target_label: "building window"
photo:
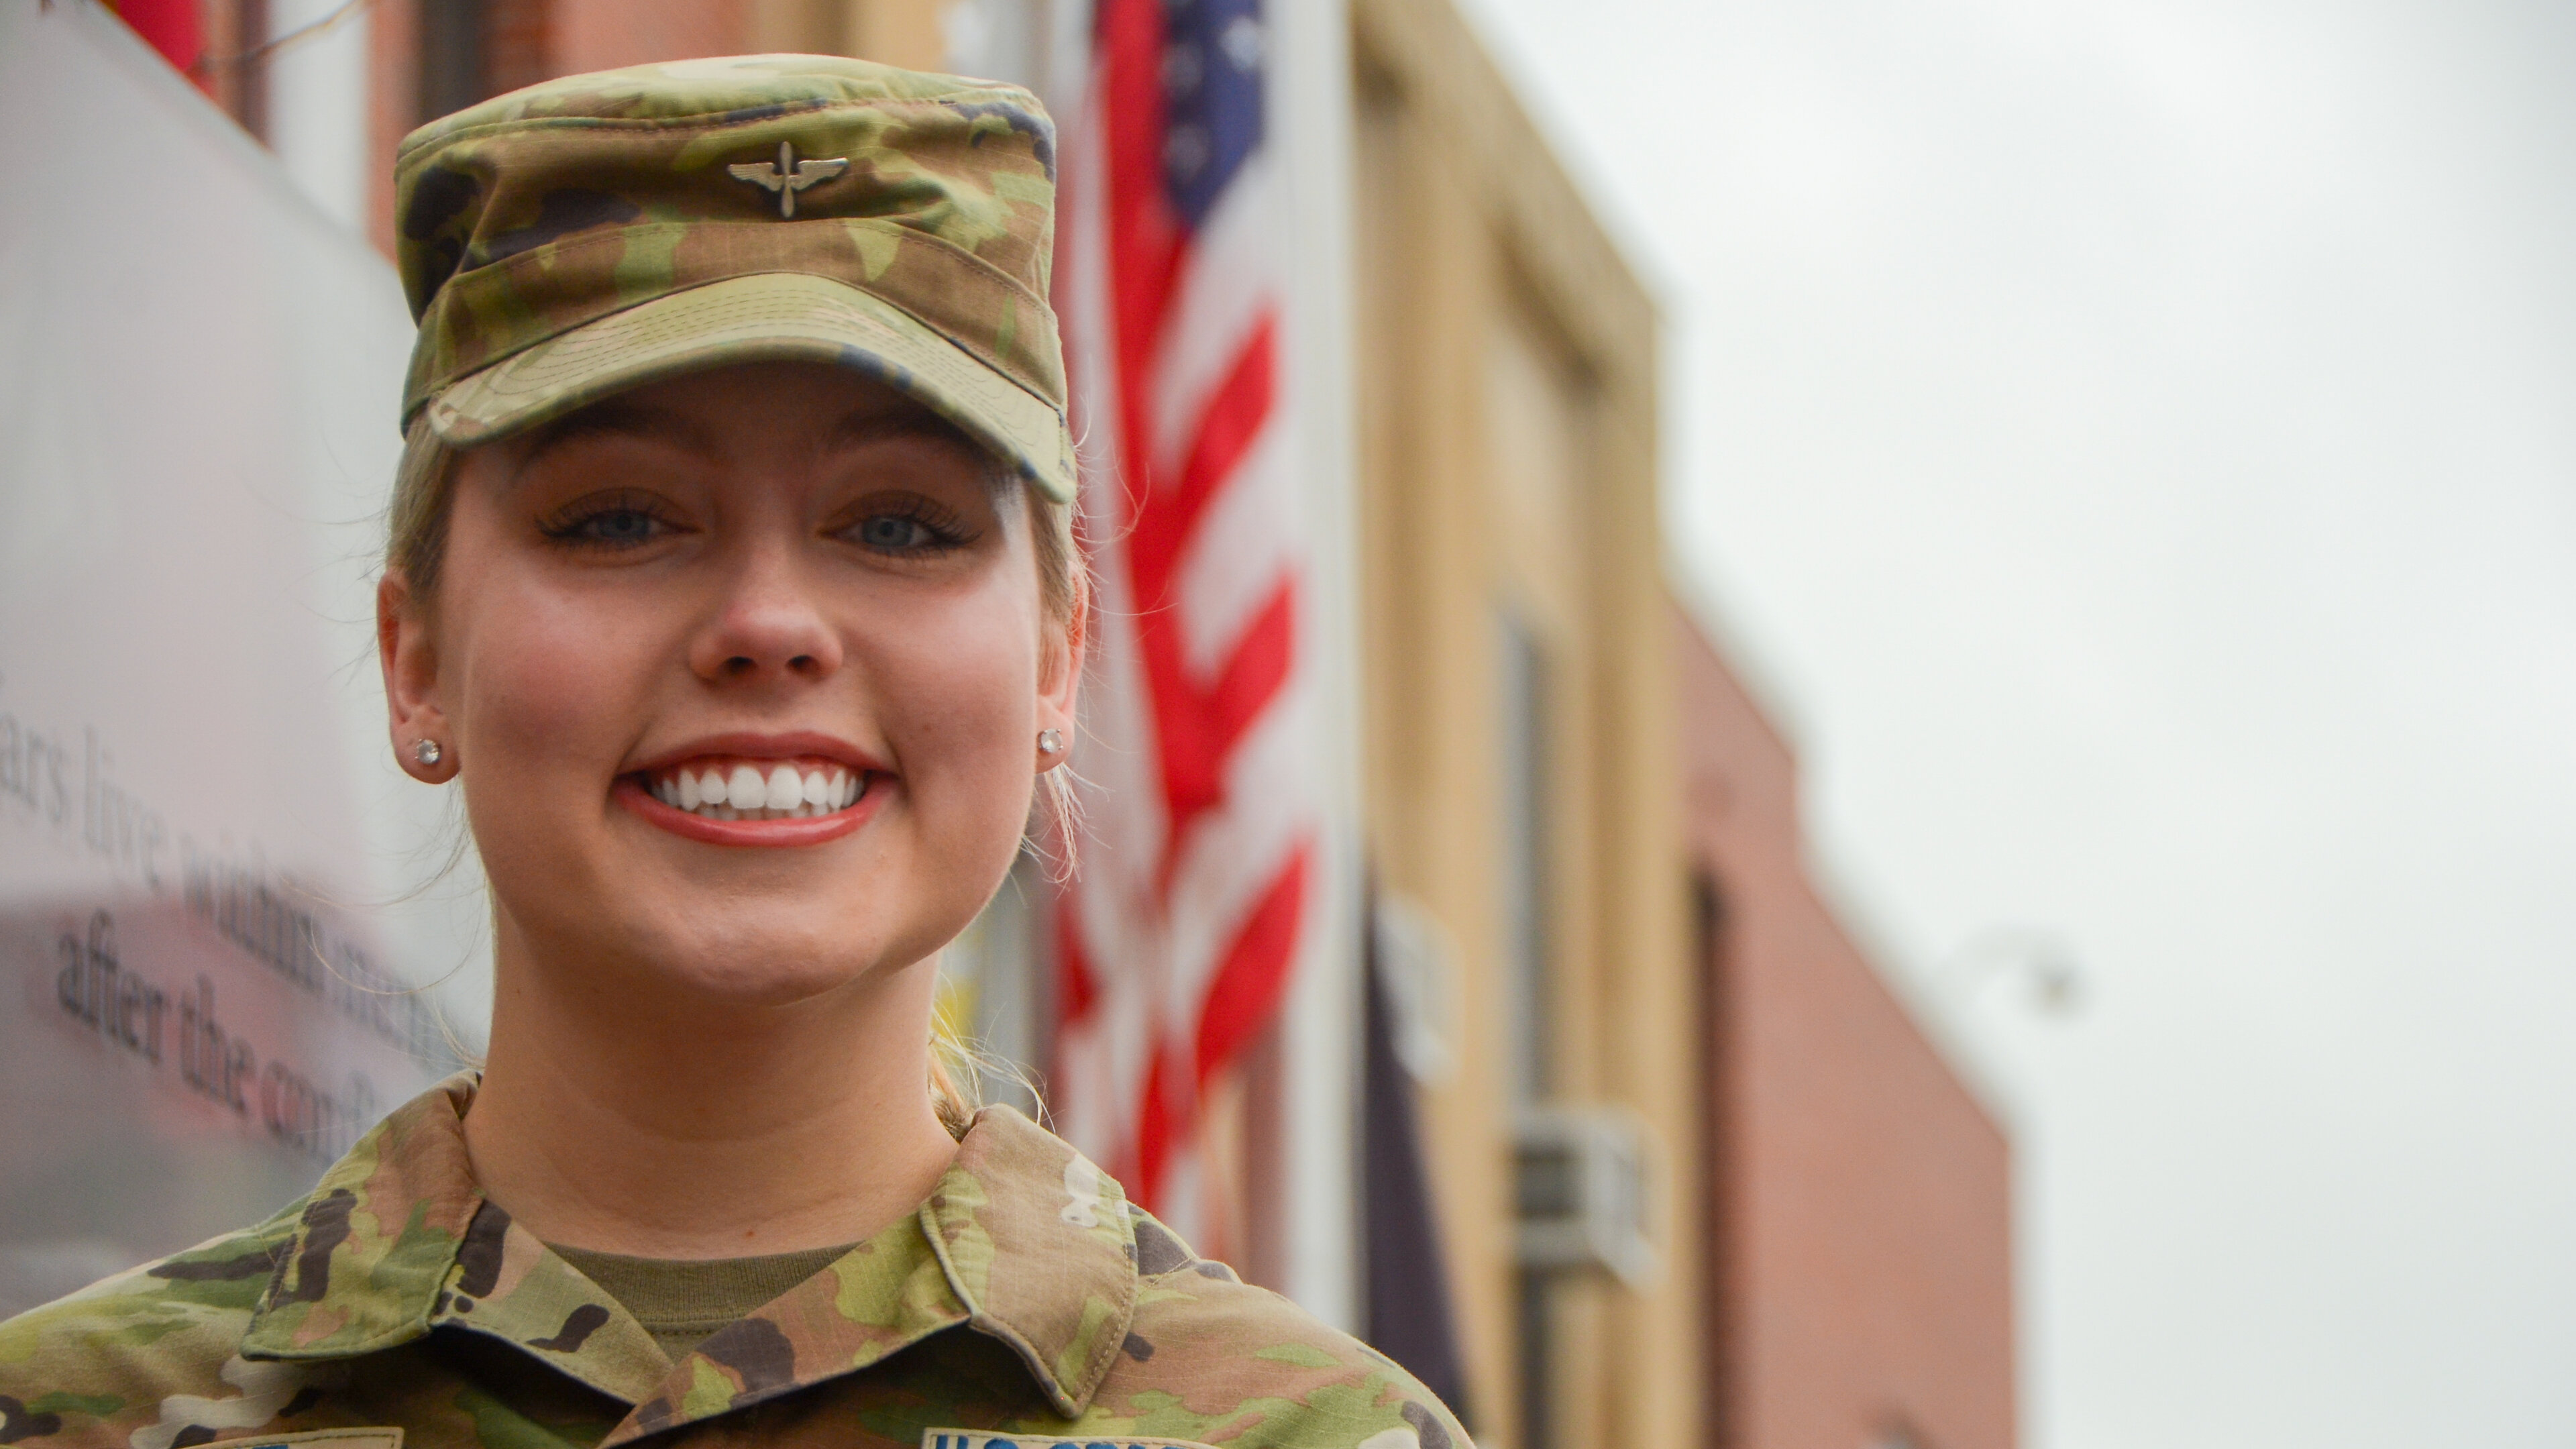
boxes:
[1498,611,1553,1110]
[1498,610,1556,1449]
[1694,871,1732,1449]
[415,0,487,123]
[417,0,551,121]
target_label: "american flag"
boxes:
[1051,0,1313,1246]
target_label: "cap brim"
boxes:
[421,272,1075,504]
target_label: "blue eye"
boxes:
[855,515,939,551]
[578,509,662,545]
[540,493,681,550]
[828,492,975,554]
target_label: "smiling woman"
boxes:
[0,54,1468,1449]
[383,363,1067,1161]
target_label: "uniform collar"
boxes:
[241,1075,1140,1434]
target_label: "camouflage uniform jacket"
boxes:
[0,1077,1467,1449]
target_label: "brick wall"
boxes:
[1676,604,2016,1449]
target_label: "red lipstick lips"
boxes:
[617,733,887,846]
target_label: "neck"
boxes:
[463,932,962,1260]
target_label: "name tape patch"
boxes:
[922,1423,1210,1433]
[198,1432,404,1449]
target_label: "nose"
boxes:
[688,540,843,685]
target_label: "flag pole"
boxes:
[1270,0,1366,1330]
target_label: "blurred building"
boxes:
[1348,1,1689,1443]
[1678,609,2017,1449]
[59,2,2018,1446]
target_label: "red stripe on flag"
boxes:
[1098,0,1184,489]
[1127,321,1285,849]
[1128,313,1280,603]
[1055,896,1098,1025]
[1133,1040,1186,1205]
[1138,577,1295,864]
[1195,842,1313,1086]
[1203,579,1295,768]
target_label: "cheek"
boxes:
[867,587,1042,833]
[440,516,662,787]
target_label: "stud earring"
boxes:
[1037,729,1065,757]
[413,739,443,767]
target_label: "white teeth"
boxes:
[649,760,869,821]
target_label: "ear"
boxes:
[378,570,456,783]
[1034,572,1087,771]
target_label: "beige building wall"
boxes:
[1351,3,1697,1446]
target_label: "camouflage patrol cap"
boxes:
[395,55,1073,502]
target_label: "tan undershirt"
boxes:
[548,1241,856,1363]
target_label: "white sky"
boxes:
[1460,0,2576,1444]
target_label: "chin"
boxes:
[496,892,916,1012]
[647,912,930,1008]
[490,832,995,1010]
[661,957,888,1009]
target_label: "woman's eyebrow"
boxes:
[513,401,716,474]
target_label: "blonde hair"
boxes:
[386,415,1087,1137]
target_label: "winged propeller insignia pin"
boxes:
[728,141,849,218]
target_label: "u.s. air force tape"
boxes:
[922,1423,1210,1433]
[195,1431,403,1449]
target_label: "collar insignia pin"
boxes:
[728,141,849,218]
